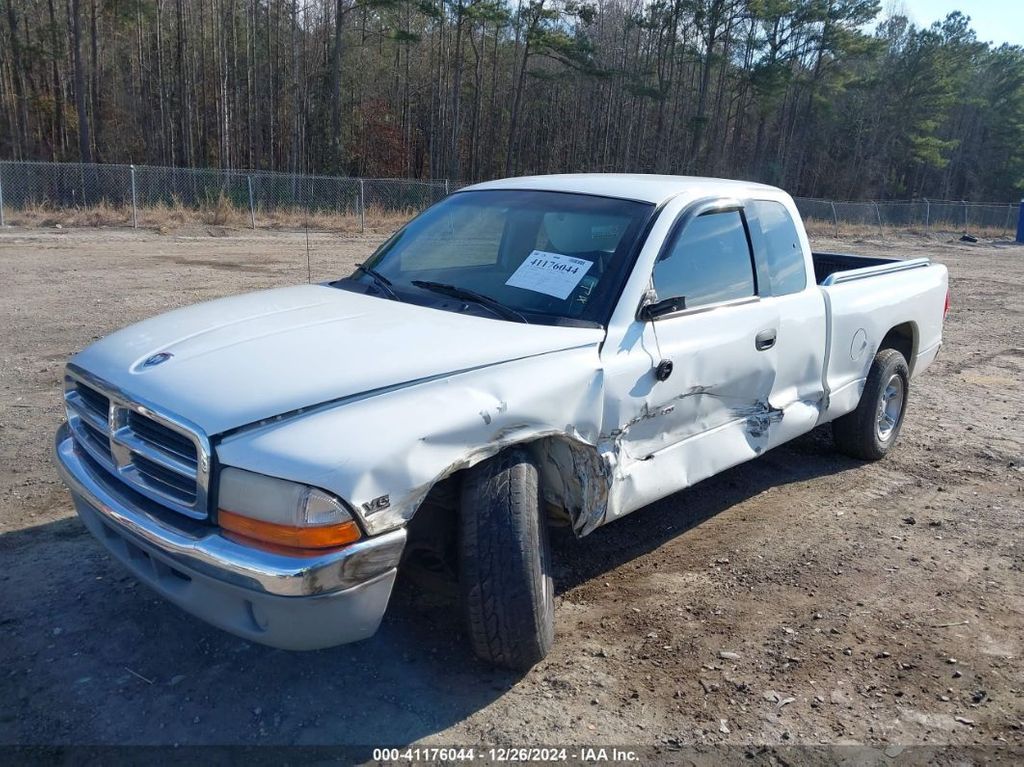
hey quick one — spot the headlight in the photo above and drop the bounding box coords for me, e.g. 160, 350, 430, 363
217, 467, 361, 550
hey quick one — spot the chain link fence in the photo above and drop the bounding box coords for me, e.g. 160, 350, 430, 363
0, 160, 1019, 237
793, 197, 1020, 237
0, 160, 455, 232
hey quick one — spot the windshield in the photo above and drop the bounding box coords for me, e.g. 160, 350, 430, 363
341, 190, 654, 325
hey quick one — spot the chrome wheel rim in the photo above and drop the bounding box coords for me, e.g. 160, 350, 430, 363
876, 374, 904, 441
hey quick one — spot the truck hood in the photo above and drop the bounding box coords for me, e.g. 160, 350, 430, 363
71, 285, 604, 435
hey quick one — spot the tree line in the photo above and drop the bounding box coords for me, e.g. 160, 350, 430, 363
2, 0, 1023, 201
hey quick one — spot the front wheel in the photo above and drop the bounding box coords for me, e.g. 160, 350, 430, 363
459, 448, 554, 670
833, 347, 910, 461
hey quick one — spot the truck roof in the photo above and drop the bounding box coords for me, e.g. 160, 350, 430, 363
460, 174, 781, 205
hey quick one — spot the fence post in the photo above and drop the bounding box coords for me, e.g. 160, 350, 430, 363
830, 201, 838, 237
1016, 200, 1024, 244
247, 175, 256, 230
444, 178, 450, 197
129, 164, 138, 229
873, 201, 883, 236
923, 198, 930, 230
0, 162, 5, 228
359, 178, 365, 233
962, 200, 968, 232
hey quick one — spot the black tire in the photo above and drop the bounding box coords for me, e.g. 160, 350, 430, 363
459, 448, 554, 670
833, 347, 910, 461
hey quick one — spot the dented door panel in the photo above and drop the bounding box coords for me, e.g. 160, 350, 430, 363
609, 409, 781, 517
598, 301, 780, 518
603, 301, 780, 457
763, 289, 829, 449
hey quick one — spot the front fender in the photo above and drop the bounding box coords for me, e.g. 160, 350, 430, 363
215, 347, 609, 535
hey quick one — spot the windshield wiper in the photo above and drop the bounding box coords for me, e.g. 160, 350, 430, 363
354, 263, 402, 302
411, 280, 528, 323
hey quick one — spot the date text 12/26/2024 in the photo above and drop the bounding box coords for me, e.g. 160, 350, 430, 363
372, 747, 640, 762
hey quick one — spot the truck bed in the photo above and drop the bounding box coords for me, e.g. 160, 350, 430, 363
812, 252, 899, 285
812, 247, 946, 427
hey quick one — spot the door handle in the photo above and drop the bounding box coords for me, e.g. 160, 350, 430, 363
755, 329, 777, 351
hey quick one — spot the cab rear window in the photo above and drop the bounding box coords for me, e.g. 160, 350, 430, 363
748, 200, 806, 295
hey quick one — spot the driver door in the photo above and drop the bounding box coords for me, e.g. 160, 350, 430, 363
602, 201, 781, 517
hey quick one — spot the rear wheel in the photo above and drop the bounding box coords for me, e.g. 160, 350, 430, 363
833, 347, 910, 461
459, 448, 554, 670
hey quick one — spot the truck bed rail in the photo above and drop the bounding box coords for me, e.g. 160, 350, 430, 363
814, 252, 931, 286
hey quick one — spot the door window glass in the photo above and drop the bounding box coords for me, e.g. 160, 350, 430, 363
653, 210, 755, 308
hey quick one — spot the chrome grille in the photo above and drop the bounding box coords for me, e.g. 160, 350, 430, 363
127, 411, 197, 464
64, 368, 211, 519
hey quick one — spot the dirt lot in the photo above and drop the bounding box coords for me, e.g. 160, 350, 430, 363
0, 225, 1021, 752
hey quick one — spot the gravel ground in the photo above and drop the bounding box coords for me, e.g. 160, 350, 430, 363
0, 226, 1021, 752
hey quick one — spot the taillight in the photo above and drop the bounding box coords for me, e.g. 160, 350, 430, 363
943, 289, 950, 319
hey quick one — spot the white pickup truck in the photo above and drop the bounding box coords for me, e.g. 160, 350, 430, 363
55, 175, 948, 669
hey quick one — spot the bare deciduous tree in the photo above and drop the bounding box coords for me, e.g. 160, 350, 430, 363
1, 0, 1021, 201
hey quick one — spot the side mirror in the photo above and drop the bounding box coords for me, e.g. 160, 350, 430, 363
640, 296, 686, 321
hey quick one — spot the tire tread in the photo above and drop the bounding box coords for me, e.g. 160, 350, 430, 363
833, 347, 909, 461
460, 449, 553, 670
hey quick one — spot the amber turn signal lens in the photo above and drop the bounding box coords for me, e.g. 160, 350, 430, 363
218, 509, 361, 550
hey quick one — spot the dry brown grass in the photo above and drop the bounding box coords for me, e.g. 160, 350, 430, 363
803, 216, 1014, 240
204, 191, 243, 226
1, 200, 416, 234
4, 201, 133, 228
135, 198, 199, 229
258, 204, 415, 233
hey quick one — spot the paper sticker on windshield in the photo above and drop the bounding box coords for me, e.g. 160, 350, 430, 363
591, 224, 621, 243
505, 251, 594, 300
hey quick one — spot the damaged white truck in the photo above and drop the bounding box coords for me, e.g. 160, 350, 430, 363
55, 175, 948, 669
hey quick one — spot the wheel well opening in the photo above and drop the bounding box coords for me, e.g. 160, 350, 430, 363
402, 437, 608, 576
402, 475, 459, 583
880, 322, 916, 370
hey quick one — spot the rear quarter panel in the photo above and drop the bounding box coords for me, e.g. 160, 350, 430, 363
820, 262, 948, 421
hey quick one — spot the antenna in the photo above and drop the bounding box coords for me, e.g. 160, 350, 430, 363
305, 187, 312, 284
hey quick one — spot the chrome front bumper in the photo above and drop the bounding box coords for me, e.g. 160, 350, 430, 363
54, 424, 406, 650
